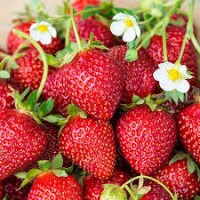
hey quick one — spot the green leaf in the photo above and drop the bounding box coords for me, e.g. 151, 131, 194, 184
0, 56, 10, 70
125, 49, 138, 62
15, 172, 27, 179
43, 114, 65, 124
186, 156, 196, 174
38, 99, 54, 117
24, 90, 38, 111
51, 154, 63, 169
0, 70, 10, 79
45, 53, 60, 67
37, 160, 51, 171
52, 169, 68, 177
19, 87, 30, 101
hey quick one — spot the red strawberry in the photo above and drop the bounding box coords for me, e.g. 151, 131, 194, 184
27, 172, 83, 200
116, 105, 177, 175
139, 181, 171, 200
0, 183, 3, 199
42, 67, 71, 117
59, 116, 116, 180
155, 158, 200, 200
7, 22, 63, 55
3, 175, 31, 200
63, 49, 123, 120
146, 25, 198, 86
70, 18, 117, 47
0, 79, 14, 109
0, 108, 47, 181
177, 103, 200, 164
83, 168, 129, 200
108, 46, 158, 103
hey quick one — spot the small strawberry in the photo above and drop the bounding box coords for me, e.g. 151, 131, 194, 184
146, 25, 198, 86
70, 18, 117, 47
0, 108, 47, 181
3, 175, 31, 200
154, 154, 200, 200
177, 103, 200, 164
7, 22, 63, 55
59, 115, 116, 180
27, 172, 83, 200
83, 168, 129, 200
116, 105, 177, 175
108, 46, 158, 103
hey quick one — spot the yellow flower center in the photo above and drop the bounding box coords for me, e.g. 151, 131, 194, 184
37, 24, 48, 33
168, 68, 183, 81
125, 18, 134, 27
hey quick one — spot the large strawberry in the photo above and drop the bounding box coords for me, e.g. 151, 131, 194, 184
83, 168, 129, 200
177, 103, 200, 164
64, 49, 123, 120
27, 172, 83, 200
146, 25, 198, 86
59, 115, 116, 180
108, 46, 158, 103
116, 105, 177, 175
154, 156, 200, 200
0, 108, 47, 181
7, 22, 63, 55
70, 18, 117, 48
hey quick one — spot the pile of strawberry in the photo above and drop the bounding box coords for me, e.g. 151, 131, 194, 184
0, 0, 200, 199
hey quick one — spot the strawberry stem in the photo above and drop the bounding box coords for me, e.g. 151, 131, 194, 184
65, 18, 72, 46
0, 52, 9, 58
13, 29, 48, 101
162, 27, 168, 62
120, 175, 176, 200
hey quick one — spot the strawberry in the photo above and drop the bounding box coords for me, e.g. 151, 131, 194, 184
3, 175, 31, 200
177, 103, 200, 164
140, 181, 171, 200
83, 168, 129, 200
0, 79, 14, 109
108, 46, 158, 103
27, 172, 83, 200
0, 108, 47, 181
116, 105, 177, 175
63, 49, 123, 120
7, 22, 63, 55
59, 116, 116, 180
154, 157, 200, 200
70, 18, 117, 47
146, 25, 198, 86
42, 67, 71, 117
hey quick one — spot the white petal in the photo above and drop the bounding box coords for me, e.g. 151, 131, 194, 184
135, 24, 141, 37
122, 28, 136, 42
113, 13, 127, 20
179, 65, 192, 79
29, 23, 38, 32
110, 21, 125, 36
159, 79, 176, 91
129, 15, 137, 23
48, 26, 57, 38
39, 32, 52, 45
158, 62, 174, 70
175, 80, 190, 93
30, 30, 40, 41
153, 68, 168, 81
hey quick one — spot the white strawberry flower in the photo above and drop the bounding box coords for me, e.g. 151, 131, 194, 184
110, 13, 141, 42
153, 62, 192, 93
29, 21, 57, 45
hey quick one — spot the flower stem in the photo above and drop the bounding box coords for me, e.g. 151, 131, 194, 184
162, 27, 168, 62
65, 18, 72, 46
70, 8, 82, 51
0, 52, 9, 58
123, 184, 137, 200
13, 29, 48, 101
121, 175, 175, 200
176, 34, 188, 64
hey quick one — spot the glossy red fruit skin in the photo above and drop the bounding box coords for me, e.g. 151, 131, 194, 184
155, 159, 200, 200
7, 22, 63, 55
59, 116, 116, 180
146, 25, 198, 86
3, 175, 31, 200
108, 46, 158, 103
84, 168, 129, 200
64, 49, 123, 120
140, 181, 171, 200
27, 172, 83, 200
116, 105, 177, 175
42, 67, 71, 117
70, 18, 117, 47
177, 103, 200, 164
0, 109, 47, 181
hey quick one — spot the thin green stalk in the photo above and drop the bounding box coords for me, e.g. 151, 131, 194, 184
0, 52, 9, 58
65, 18, 72, 46
13, 29, 48, 101
162, 27, 168, 62
138, 16, 154, 25
70, 8, 82, 51
191, 34, 200, 54
123, 184, 137, 200
121, 175, 175, 200
176, 35, 188, 64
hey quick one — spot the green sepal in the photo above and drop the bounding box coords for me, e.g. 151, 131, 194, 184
194, 195, 200, 200
165, 90, 186, 105
51, 169, 68, 177
127, 41, 136, 49
67, 103, 87, 119
0, 56, 10, 70
0, 70, 10, 79
45, 53, 60, 67
125, 49, 138, 62
37, 160, 51, 171
15, 171, 27, 179
2, 195, 7, 200
132, 95, 145, 105
169, 153, 186, 165
186, 155, 196, 174
51, 154, 64, 169
62, 163, 74, 174
38, 98, 54, 118
42, 114, 65, 125
24, 90, 38, 111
